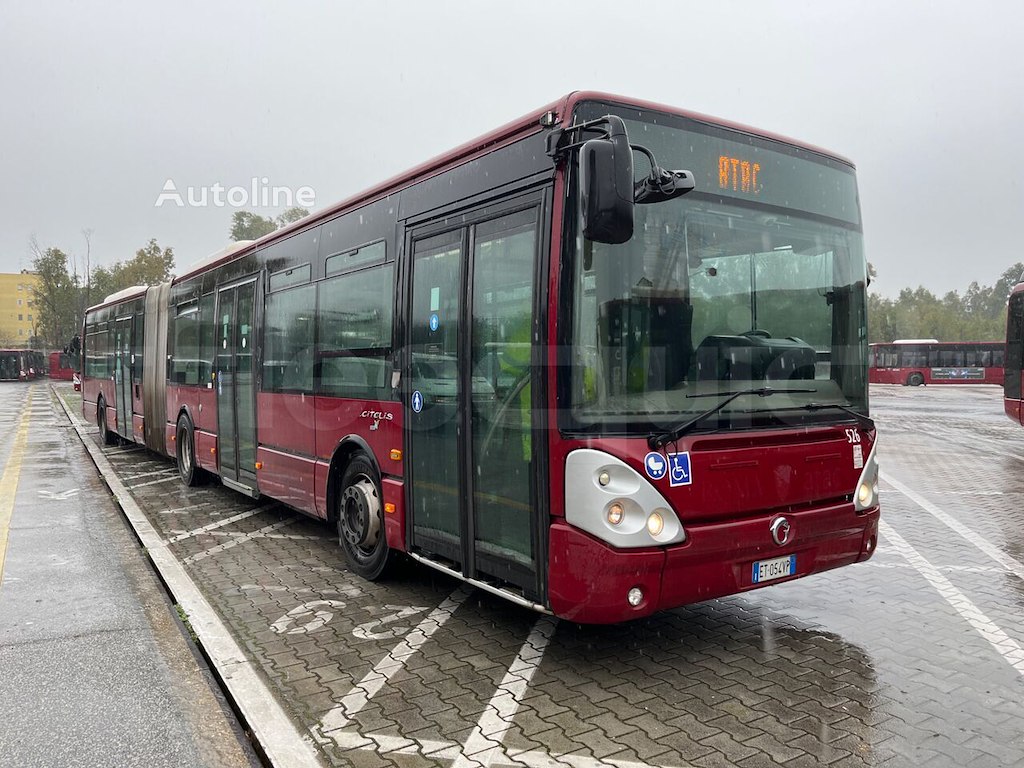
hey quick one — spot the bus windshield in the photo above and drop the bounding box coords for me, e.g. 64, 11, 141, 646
566, 109, 868, 435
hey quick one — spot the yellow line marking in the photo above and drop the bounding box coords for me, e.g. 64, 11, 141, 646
0, 389, 33, 588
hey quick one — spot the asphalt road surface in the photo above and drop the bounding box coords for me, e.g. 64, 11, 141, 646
0, 382, 258, 768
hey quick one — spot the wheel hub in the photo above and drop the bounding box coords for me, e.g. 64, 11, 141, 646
339, 478, 381, 550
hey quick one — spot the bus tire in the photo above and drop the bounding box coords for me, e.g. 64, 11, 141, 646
176, 416, 204, 487
907, 372, 925, 387
336, 454, 393, 581
97, 398, 117, 446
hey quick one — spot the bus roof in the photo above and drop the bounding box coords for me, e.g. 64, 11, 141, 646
169, 90, 858, 285
84, 284, 149, 313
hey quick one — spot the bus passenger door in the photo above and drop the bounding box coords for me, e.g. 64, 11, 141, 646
215, 280, 258, 493
406, 202, 543, 600
114, 316, 132, 439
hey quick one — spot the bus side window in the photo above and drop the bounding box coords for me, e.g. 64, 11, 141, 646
317, 263, 394, 400
263, 284, 316, 393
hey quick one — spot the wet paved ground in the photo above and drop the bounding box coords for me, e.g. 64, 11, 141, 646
52, 384, 1024, 766
0, 383, 257, 768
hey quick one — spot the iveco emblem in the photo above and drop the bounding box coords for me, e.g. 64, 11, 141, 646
769, 517, 791, 546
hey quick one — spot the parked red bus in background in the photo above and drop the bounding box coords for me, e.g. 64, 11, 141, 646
49, 350, 76, 381
870, 340, 1004, 386
1004, 283, 1024, 423
0, 350, 28, 381
81, 92, 879, 623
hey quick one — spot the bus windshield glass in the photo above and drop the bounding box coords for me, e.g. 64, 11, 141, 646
566, 105, 868, 435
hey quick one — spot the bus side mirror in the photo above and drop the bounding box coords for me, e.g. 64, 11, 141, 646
580, 115, 634, 245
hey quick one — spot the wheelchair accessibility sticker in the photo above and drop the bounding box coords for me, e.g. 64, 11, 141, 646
644, 451, 692, 487
668, 452, 692, 487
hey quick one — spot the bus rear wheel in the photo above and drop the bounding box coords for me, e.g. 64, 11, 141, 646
97, 399, 116, 446
176, 416, 204, 487
336, 454, 394, 580
907, 372, 925, 387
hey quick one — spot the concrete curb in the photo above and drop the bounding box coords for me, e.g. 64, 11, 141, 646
52, 385, 323, 768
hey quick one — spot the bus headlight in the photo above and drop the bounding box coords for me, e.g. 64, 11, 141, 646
607, 502, 624, 526
857, 482, 872, 506
853, 442, 879, 512
565, 450, 687, 548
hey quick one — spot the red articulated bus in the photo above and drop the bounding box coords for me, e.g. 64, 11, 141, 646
81, 91, 879, 623
1004, 283, 1024, 423
870, 340, 1004, 387
0, 350, 29, 381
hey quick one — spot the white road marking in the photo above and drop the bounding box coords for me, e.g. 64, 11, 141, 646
181, 519, 295, 564
353, 605, 432, 640
941, 491, 1004, 496
315, 588, 470, 739
168, 507, 266, 543
239, 584, 365, 599
102, 445, 145, 455
866, 561, 1005, 574
120, 468, 179, 482
168, 530, 323, 542
881, 519, 1024, 678
158, 503, 219, 515
882, 471, 1024, 581
127, 475, 180, 489
271, 600, 348, 635
37, 489, 79, 500
452, 618, 557, 768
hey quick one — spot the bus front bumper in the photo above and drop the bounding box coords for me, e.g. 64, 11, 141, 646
547, 503, 879, 624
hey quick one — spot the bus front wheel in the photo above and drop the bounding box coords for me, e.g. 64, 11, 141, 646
176, 416, 204, 487
907, 372, 925, 387
336, 454, 394, 580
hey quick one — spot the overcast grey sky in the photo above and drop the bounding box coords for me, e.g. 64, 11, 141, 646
1, 1, 1020, 298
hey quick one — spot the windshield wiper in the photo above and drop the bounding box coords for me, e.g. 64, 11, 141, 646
648, 387, 817, 449
775, 402, 875, 431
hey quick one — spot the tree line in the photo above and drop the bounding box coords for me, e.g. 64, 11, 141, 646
868, 262, 1023, 343
29, 237, 174, 350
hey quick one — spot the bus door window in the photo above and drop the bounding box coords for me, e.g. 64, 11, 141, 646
216, 281, 258, 484
408, 230, 464, 561
469, 208, 538, 578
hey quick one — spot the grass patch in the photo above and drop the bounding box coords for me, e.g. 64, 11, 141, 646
174, 603, 199, 643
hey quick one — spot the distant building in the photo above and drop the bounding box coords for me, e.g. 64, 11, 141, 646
0, 271, 42, 348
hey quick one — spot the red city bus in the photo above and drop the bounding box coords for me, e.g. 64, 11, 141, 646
49, 350, 76, 380
870, 340, 1004, 386
81, 92, 879, 623
1004, 283, 1024, 423
0, 350, 28, 381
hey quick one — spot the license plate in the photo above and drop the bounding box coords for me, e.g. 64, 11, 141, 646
752, 554, 796, 584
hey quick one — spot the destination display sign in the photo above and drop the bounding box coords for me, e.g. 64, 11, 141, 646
574, 101, 862, 227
